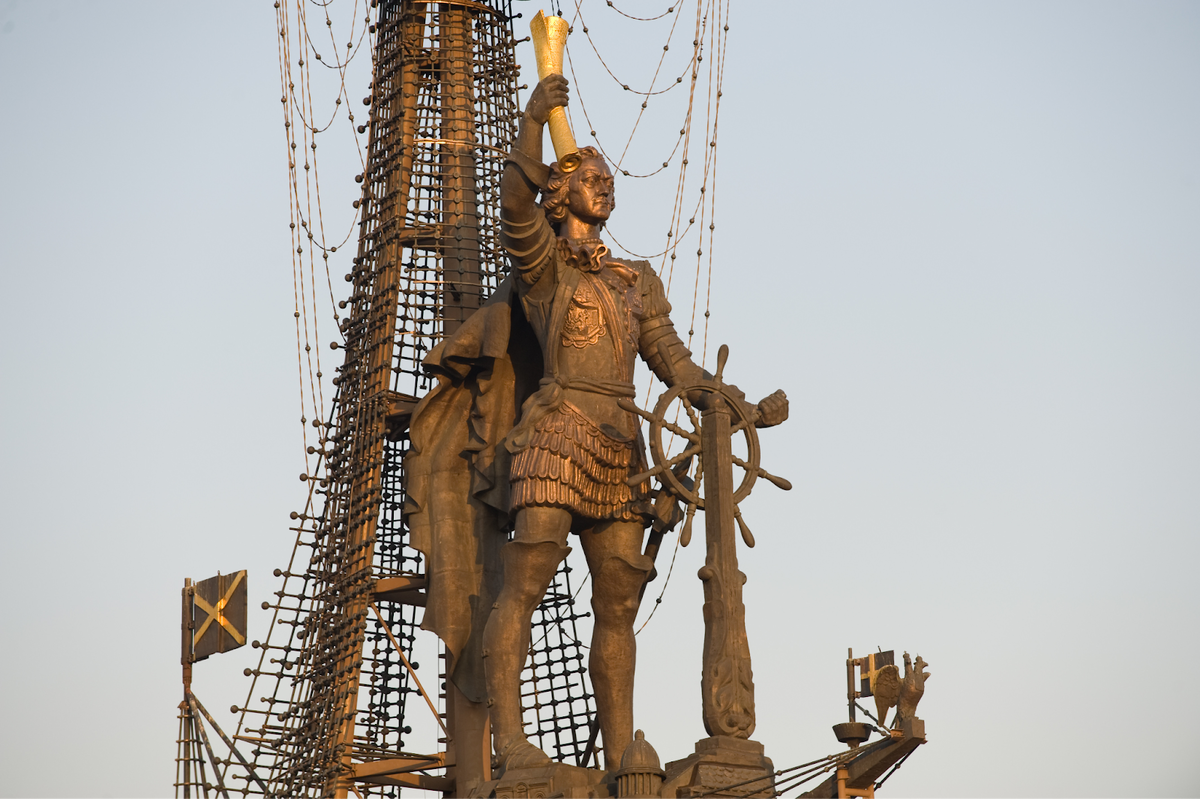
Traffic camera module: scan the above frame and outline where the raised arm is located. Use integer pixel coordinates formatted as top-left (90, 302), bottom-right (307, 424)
top-left (499, 76), bottom-right (569, 286)
top-left (500, 75), bottom-right (569, 224)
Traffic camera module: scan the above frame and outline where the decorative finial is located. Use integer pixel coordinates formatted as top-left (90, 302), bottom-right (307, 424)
top-left (616, 730), bottom-right (665, 797)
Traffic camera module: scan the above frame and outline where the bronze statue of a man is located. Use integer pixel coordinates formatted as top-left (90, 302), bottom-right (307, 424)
top-left (485, 75), bottom-right (787, 771)
top-left (405, 74), bottom-right (786, 776)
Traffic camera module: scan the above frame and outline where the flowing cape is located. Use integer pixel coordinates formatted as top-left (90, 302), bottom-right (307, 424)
top-left (404, 276), bottom-right (543, 702)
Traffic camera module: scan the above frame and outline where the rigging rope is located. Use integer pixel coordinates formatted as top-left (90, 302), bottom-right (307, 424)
top-left (275, 0), bottom-right (374, 477)
top-left (604, 2), bottom-right (677, 23)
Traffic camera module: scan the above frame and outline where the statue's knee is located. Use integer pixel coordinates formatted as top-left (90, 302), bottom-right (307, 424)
top-left (500, 540), bottom-right (570, 606)
top-left (591, 553), bottom-right (652, 624)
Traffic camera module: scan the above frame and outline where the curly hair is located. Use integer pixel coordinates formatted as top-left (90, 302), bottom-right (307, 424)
top-left (540, 146), bottom-right (608, 226)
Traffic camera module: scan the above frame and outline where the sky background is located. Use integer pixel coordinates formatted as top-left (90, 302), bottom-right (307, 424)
top-left (1, 1), bottom-right (1198, 796)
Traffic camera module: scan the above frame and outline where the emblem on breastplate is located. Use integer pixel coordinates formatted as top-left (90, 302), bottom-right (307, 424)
top-left (562, 277), bottom-right (607, 348)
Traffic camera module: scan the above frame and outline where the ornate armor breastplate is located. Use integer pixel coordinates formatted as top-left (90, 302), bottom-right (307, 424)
top-left (561, 276), bottom-right (607, 348)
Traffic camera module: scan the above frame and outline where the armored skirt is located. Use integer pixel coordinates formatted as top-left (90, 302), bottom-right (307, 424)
top-left (508, 400), bottom-right (649, 523)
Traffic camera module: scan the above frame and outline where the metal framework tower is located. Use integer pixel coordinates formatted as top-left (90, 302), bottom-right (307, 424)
top-left (231, 3), bottom-right (597, 796)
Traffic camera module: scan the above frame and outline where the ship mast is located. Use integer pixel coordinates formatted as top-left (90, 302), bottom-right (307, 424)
top-left (234, 2), bottom-right (531, 796)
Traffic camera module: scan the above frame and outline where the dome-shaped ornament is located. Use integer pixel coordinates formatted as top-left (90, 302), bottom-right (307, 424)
top-left (616, 730), bottom-right (665, 798)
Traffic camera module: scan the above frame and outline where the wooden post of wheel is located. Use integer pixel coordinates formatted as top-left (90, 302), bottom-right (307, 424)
top-left (698, 395), bottom-right (757, 739)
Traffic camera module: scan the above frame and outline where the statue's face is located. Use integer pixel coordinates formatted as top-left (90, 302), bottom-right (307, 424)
top-left (565, 157), bottom-right (615, 224)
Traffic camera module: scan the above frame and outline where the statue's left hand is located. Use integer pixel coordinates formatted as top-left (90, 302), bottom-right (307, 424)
top-left (754, 389), bottom-right (788, 428)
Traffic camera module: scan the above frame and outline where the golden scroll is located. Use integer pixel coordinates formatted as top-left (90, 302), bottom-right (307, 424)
top-left (530, 10), bottom-right (582, 173)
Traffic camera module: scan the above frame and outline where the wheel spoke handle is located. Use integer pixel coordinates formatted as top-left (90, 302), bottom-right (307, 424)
top-left (758, 467), bottom-right (792, 491)
top-left (626, 463), bottom-right (663, 487)
top-left (618, 398), bottom-right (656, 422)
top-left (714, 344), bottom-right (730, 384)
top-left (729, 453), bottom-right (792, 491)
top-left (680, 502), bottom-right (698, 547)
top-left (734, 508), bottom-right (755, 548)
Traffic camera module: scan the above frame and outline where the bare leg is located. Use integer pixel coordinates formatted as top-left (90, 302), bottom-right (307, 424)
top-left (580, 520), bottom-right (652, 771)
top-left (483, 506), bottom-right (572, 769)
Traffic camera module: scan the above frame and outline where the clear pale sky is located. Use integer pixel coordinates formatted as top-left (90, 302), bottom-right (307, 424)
top-left (1, 1), bottom-right (1197, 797)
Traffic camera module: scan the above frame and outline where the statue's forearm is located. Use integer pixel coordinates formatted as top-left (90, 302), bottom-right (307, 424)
top-left (514, 111), bottom-right (544, 164)
top-left (642, 317), bottom-right (757, 418)
top-left (641, 318), bottom-right (708, 386)
top-left (500, 114), bottom-right (547, 221)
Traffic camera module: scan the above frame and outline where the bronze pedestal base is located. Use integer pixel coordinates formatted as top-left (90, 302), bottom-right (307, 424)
top-left (474, 761), bottom-right (612, 799)
top-left (662, 737), bottom-right (774, 798)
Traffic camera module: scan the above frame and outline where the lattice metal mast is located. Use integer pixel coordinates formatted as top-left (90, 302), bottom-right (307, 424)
top-left (234, 2), bottom-right (525, 796)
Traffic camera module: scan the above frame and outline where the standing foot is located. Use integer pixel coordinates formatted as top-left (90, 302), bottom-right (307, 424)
top-left (493, 737), bottom-right (552, 774)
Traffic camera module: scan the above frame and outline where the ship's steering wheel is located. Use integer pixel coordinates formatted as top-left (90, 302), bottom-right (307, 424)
top-left (620, 344), bottom-right (791, 548)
